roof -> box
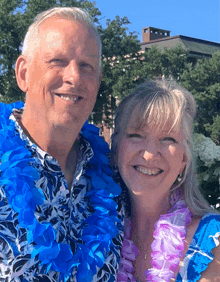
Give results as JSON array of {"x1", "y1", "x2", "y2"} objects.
[{"x1": 140, "y1": 35, "x2": 220, "y2": 58}]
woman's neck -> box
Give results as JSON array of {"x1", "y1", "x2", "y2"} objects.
[{"x1": 129, "y1": 191, "x2": 171, "y2": 242}]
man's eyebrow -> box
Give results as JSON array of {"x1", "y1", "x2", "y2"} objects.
[
  {"x1": 43, "y1": 53, "x2": 55, "y2": 60},
  {"x1": 44, "y1": 52, "x2": 64, "y2": 60}
]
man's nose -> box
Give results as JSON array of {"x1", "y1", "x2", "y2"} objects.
[{"x1": 63, "y1": 62, "x2": 81, "y2": 85}]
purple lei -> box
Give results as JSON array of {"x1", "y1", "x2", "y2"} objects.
[{"x1": 117, "y1": 189, "x2": 193, "y2": 282}]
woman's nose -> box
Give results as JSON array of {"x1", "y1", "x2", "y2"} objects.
[{"x1": 141, "y1": 141, "x2": 160, "y2": 161}]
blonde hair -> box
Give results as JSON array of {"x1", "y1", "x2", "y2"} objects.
[
  {"x1": 22, "y1": 7, "x2": 102, "y2": 68},
  {"x1": 112, "y1": 78, "x2": 215, "y2": 216}
]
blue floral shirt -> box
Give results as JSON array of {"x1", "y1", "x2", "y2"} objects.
[
  {"x1": 176, "y1": 213, "x2": 220, "y2": 282},
  {"x1": 0, "y1": 110, "x2": 124, "y2": 282}
]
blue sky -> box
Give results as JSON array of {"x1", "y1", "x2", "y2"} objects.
[{"x1": 94, "y1": 0, "x2": 220, "y2": 43}]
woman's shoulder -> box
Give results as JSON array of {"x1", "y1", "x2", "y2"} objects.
[
  {"x1": 188, "y1": 213, "x2": 220, "y2": 256},
  {"x1": 177, "y1": 213, "x2": 220, "y2": 281},
  {"x1": 198, "y1": 242, "x2": 220, "y2": 281},
  {"x1": 195, "y1": 213, "x2": 220, "y2": 281},
  {"x1": 193, "y1": 213, "x2": 220, "y2": 243}
]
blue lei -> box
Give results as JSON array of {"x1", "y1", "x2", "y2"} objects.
[{"x1": 0, "y1": 102, "x2": 122, "y2": 282}]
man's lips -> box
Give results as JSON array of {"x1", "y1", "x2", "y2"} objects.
[
  {"x1": 134, "y1": 165, "x2": 163, "y2": 176},
  {"x1": 54, "y1": 93, "x2": 84, "y2": 102}
]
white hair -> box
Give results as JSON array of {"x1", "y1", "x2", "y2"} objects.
[{"x1": 22, "y1": 7, "x2": 102, "y2": 69}]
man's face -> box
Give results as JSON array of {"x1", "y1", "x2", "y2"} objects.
[{"x1": 23, "y1": 17, "x2": 101, "y2": 129}]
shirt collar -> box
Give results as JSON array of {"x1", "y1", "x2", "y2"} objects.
[{"x1": 10, "y1": 107, "x2": 94, "y2": 167}]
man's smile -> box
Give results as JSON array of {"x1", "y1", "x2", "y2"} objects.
[{"x1": 54, "y1": 93, "x2": 84, "y2": 102}]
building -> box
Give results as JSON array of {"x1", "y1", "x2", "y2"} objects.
[
  {"x1": 140, "y1": 27, "x2": 220, "y2": 63},
  {"x1": 100, "y1": 27, "x2": 220, "y2": 145}
]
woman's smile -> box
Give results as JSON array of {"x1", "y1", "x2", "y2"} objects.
[
  {"x1": 133, "y1": 165, "x2": 163, "y2": 176},
  {"x1": 118, "y1": 123, "x2": 187, "y2": 196}
]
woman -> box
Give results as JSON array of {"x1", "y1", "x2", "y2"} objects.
[{"x1": 112, "y1": 79, "x2": 220, "y2": 281}]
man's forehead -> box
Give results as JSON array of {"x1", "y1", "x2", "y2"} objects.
[
  {"x1": 40, "y1": 29, "x2": 64, "y2": 49},
  {"x1": 38, "y1": 19, "x2": 99, "y2": 52}
]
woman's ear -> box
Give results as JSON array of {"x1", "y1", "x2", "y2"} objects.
[
  {"x1": 15, "y1": 55, "x2": 29, "y2": 92},
  {"x1": 180, "y1": 153, "x2": 188, "y2": 174},
  {"x1": 183, "y1": 152, "x2": 188, "y2": 163}
]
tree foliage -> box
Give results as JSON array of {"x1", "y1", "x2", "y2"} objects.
[
  {"x1": 92, "y1": 15, "x2": 141, "y2": 125},
  {"x1": 193, "y1": 133, "x2": 220, "y2": 209},
  {"x1": 92, "y1": 41, "x2": 189, "y2": 125},
  {"x1": 180, "y1": 51, "x2": 220, "y2": 143}
]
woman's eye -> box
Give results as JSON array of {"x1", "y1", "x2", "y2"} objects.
[
  {"x1": 162, "y1": 137, "x2": 177, "y2": 143},
  {"x1": 126, "y1": 133, "x2": 143, "y2": 139}
]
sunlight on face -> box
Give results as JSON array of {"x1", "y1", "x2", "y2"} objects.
[
  {"x1": 118, "y1": 120, "x2": 187, "y2": 198},
  {"x1": 24, "y1": 18, "x2": 101, "y2": 129}
]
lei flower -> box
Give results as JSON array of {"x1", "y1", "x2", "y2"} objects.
[
  {"x1": 0, "y1": 102, "x2": 122, "y2": 282},
  {"x1": 117, "y1": 190, "x2": 193, "y2": 282}
]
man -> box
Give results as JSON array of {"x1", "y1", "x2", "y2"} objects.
[{"x1": 0, "y1": 7, "x2": 122, "y2": 282}]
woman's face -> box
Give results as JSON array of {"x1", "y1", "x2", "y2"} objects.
[{"x1": 117, "y1": 119, "x2": 187, "y2": 198}]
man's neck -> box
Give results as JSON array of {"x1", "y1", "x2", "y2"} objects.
[
  {"x1": 20, "y1": 116, "x2": 82, "y2": 190},
  {"x1": 15, "y1": 110, "x2": 82, "y2": 174}
]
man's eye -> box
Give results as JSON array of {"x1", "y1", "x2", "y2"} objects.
[
  {"x1": 80, "y1": 63, "x2": 93, "y2": 71},
  {"x1": 50, "y1": 59, "x2": 66, "y2": 64}
]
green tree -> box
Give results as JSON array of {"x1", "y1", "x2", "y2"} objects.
[
  {"x1": 205, "y1": 114, "x2": 220, "y2": 145},
  {"x1": 92, "y1": 15, "x2": 141, "y2": 125},
  {"x1": 0, "y1": 0, "x2": 25, "y2": 102},
  {"x1": 110, "y1": 44, "x2": 188, "y2": 101},
  {"x1": 97, "y1": 43, "x2": 188, "y2": 122},
  {"x1": 94, "y1": 43, "x2": 189, "y2": 125},
  {"x1": 180, "y1": 51, "x2": 220, "y2": 142},
  {"x1": 193, "y1": 133, "x2": 220, "y2": 209},
  {"x1": 161, "y1": 44, "x2": 188, "y2": 80}
]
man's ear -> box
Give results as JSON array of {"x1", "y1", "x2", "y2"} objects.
[{"x1": 15, "y1": 55, "x2": 29, "y2": 92}]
